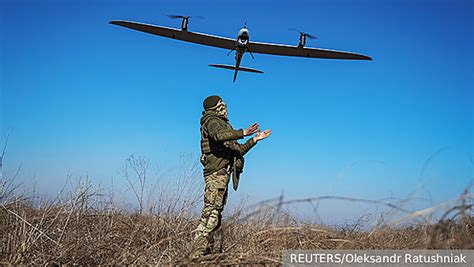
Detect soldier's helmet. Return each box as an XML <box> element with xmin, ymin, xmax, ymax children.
<box><xmin>203</xmin><ymin>95</ymin><xmax>222</xmax><ymax>110</ymax></box>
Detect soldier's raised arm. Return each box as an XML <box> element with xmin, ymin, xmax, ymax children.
<box><xmin>224</xmin><ymin>128</ymin><xmax>271</xmax><ymax>157</ymax></box>
<box><xmin>207</xmin><ymin>119</ymin><xmax>260</xmax><ymax>143</ymax></box>
<box><xmin>207</xmin><ymin>118</ymin><xmax>244</xmax><ymax>142</ymax></box>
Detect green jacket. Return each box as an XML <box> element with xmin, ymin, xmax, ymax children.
<box><xmin>200</xmin><ymin>110</ymin><xmax>256</xmax><ymax>176</ymax></box>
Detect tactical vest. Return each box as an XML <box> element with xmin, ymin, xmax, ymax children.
<box><xmin>200</xmin><ymin>115</ymin><xmax>231</xmax><ymax>156</ymax></box>
<box><xmin>200</xmin><ymin>114</ymin><xmax>245</xmax><ymax>190</ymax></box>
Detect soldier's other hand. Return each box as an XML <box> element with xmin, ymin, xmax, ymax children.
<box><xmin>243</xmin><ymin>122</ymin><xmax>259</xmax><ymax>136</ymax></box>
<box><xmin>253</xmin><ymin>129</ymin><xmax>271</xmax><ymax>142</ymax></box>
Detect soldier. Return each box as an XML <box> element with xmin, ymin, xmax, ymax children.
<box><xmin>189</xmin><ymin>95</ymin><xmax>271</xmax><ymax>260</ymax></box>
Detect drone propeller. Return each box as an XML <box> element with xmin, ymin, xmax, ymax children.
<box><xmin>288</xmin><ymin>28</ymin><xmax>318</xmax><ymax>40</ymax></box>
<box><xmin>167</xmin><ymin>15</ymin><xmax>204</xmax><ymax>31</ymax></box>
<box><xmin>167</xmin><ymin>15</ymin><xmax>205</xmax><ymax>20</ymax></box>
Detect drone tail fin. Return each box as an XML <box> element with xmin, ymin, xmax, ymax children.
<box><xmin>209</xmin><ymin>64</ymin><xmax>264</xmax><ymax>74</ymax></box>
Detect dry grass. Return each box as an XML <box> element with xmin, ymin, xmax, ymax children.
<box><xmin>1</xmin><ymin>178</ymin><xmax>472</xmax><ymax>265</ymax></box>
<box><xmin>1</xmin><ymin>148</ymin><xmax>472</xmax><ymax>265</ymax></box>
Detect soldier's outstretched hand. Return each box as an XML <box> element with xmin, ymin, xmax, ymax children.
<box><xmin>253</xmin><ymin>129</ymin><xmax>271</xmax><ymax>142</ymax></box>
<box><xmin>243</xmin><ymin>122</ymin><xmax>259</xmax><ymax>136</ymax></box>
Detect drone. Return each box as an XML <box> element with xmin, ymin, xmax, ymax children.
<box><xmin>110</xmin><ymin>15</ymin><xmax>372</xmax><ymax>82</ymax></box>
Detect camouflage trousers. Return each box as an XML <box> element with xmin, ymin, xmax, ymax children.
<box><xmin>189</xmin><ymin>168</ymin><xmax>230</xmax><ymax>259</ymax></box>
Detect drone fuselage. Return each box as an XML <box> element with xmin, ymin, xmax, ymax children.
<box><xmin>230</xmin><ymin>28</ymin><xmax>252</xmax><ymax>81</ymax></box>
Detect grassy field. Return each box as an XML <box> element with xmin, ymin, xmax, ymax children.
<box><xmin>1</xmin><ymin>155</ymin><xmax>472</xmax><ymax>265</ymax></box>
<box><xmin>1</xmin><ymin>182</ymin><xmax>472</xmax><ymax>265</ymax></box>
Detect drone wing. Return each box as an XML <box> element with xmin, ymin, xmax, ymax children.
<box><xmin>247</xmin><ymin>41</ymin><xmax>372</xmax><ymax>60</ymax></box>
<box><xmin>110</xmin><ymin>20</ymin><xmax>236</xmax><ymax>50</ymax></box>
<box><xmin>110</xmin><ymin>20</ymin><xmax>371</xmax><ymax>60</ymax></box>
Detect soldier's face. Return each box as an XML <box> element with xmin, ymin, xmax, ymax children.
<box><xmin>219</xmin><ymin>101</ymin><xmax>227</xmax><ymax>109</ymax></box>
<box><xmin>216</xmin><ymin>100</ymin><xmax>228</xmax><ymax>118</ymax></box>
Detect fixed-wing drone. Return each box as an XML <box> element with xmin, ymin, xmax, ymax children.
<box><xmin>110</xmin><ymin>16</ymin><xmax>372</xmax><ymax>82</ymax></box>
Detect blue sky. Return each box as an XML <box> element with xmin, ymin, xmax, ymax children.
<box><xmin>1</xmin><ymin>0</ymin><xmax>473</xmax><ymax>221</ymax></box>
